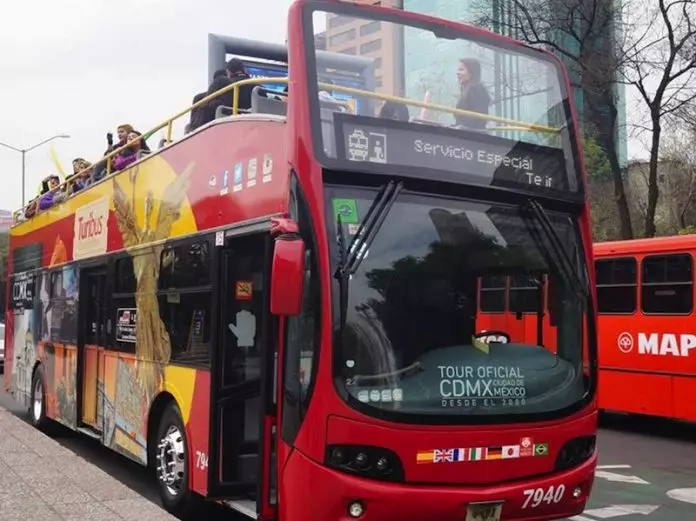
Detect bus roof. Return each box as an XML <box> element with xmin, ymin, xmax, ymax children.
<box><xmin>594</xmin><ymin>234</ymin><xmax>696</xmax><ymax>257</ymax></box>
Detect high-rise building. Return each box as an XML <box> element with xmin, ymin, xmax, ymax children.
<box><xmin>323</xmin><ymin>0</ymin><xmax>400</xmax><ymax>94</ymax></box>
<box><xmin>401</xmin><ymin>0</ymin><xmax>628</xmax><ymax>166</ymax></box>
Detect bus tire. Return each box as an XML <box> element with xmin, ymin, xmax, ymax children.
<box><xmin>29</xmin><ymin>365</ymin><xmax>49</xmax><ymax>430</ymax></box>
<box><xmin>155</xmin><ymin>402</ymin><xmax>195</xmax><ymax>517</ymax></box>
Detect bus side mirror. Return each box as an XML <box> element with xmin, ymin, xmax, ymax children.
<box><xmin>270</xmin><ymin>235</ymin><xmax>306</xmax><ymax>316</ymax></box>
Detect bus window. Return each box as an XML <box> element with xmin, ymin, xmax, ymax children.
<box><xmin>158</xmin><ymin>239</ymin><xmax>213</xmax><ymax>365</ymax></box>
<box><xmin>641</xmin><ymin>254</ymin><xmax>693</xmax><ymax>315</ymax></box>
<box><xmin>479</xmin><ymin>276</ymin><xmax>505</xmax><ymax>313</ymax></box>
<box><xmin>595</xmin><ymin>258</ymin><xmax>637</xmax><ymax>314</ymax></box>
<box><xmin>159</xmin><ymin>240</ymin><xmax>211</xmax><ymax>289</ymax></box>
<box><xmin>509</xmin><ymin>274</ymin><xmax>542</xmax><ymax>315</ymax></box>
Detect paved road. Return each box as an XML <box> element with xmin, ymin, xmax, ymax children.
<box><xmin>2</xmin><ymin>388</ymin><xmax>696</xmax><ymax>521</ymax></box>
<box><xmin>562</xmin><ymin>412</ymin><xmax>696</xmax><ymax>521</ymax></box>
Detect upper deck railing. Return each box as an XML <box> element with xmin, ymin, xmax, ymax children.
<box><xmin>12</xmin><ymin>76</ymin><xmax>561</xmax><ymax>227</ymax></box>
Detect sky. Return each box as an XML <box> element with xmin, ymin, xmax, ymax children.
<box><xmin>0</xmin><ymin>0</ymin><xmax>295</xmax><ymax>212</ymax></box>
<box><xmin>0</xmin><ymin>0</ymin><xmax>648</xmax><ymax>214</ymax></box>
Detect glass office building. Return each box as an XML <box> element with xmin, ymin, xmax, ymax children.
<box><xmin>401</xmin><ymin>0</ymin><xmax>628</xmax><ymax>166</ymax></box>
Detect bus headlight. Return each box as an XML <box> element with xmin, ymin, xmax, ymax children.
<box><xmin>554</xmin><ymin>435</ymin><xmax>596</xmax><ymax>471</ymax></box>
<box><xmin>326</xmin><ymin>444</ymin><xmax>404</xmax><ymax>482</ymax></box>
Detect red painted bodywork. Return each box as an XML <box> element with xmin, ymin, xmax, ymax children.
<box><xmin>4</xmin><ymin>1</ymin><xmax>599</xmax><ymax>518</ymax></box>
<box><xmin>594</xmin><ymin>235</ymin><xmax>696</xmax><ymax>420</ymax></box>
<box><xmin>276</xmin><ymin>1</ymin><xmax>598</xmax><ymax>520</ymax></box>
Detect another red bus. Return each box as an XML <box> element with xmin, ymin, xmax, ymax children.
<box><xmin>594</xmin><ymin>235</ymin><xmax>696</xmax><ymax>420</ymax></box>
<box><xmin>5</xmin><ymin>1</ymin><xmax>598</xmax><ymax>520</ymax></box>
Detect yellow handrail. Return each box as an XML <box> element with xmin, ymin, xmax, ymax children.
<box><xmin>13</xmin><ymin>75</ymin><xmax>561</xmax><ymax>225</ymax></box>
<box><xmin>317</xmin><ymin>82</ymin><xmax>560</xmax><ymax>134</ymax></box>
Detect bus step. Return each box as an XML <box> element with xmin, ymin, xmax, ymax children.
<box><xmin>225</xmin><ymin>499</ymin><xmax>258</xmax><ymax>519</ymax></box>
<box><xmin>77</xmin><ymin>426</ymin><xmax>102</xmax><ymax>440</ymax></box>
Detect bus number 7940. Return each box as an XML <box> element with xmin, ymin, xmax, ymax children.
<box><xmin>521</xmin><ymin>485</ymin><xmax>566</xmax><ymax>509</ymax></box>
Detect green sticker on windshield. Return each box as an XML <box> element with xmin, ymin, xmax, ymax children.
<box><xmin>332</xmin><ymin>198</ymin><xmax>359</xmax><ymax>224</ymax></box>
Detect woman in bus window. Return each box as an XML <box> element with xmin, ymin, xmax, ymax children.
<box><xmin>454</xmin><ymin>58</ymin><xmax>491</xmax><ymax>130</ymax></box>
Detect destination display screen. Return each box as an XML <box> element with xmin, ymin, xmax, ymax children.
<box><xmin>334</xmin><ymin>113</ymin><xmax>576</xmax><ymax>197</ymax></box>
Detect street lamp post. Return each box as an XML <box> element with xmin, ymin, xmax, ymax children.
<box><xmin>0</xmin><ymin>134</ymin><xmax>70</xmax><ymax>206</ymax></box>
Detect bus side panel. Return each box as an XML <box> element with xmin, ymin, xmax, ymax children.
<box><xmin>3</xmin><ymin>311</ymin><xmax>15</xmax><ymax>395</ymax></box>
<box><xmin>156</xmin><ymin>365</ymin><xmax>210</xmax><ymax>495</ymax></box>
<box><xmin>596</xmin><ymin>313</ymin><xmax>696</xmax><ymax>417</ymax></box>
<box><xmin>39</xmin><ymin>342</ymin><xmax>78</xmax><ymax>429</ymax></box>
<box><xmin>181</xmin><ymin>368</ymin><xmax>211</xmax><ymax>496</ymax></box>
<box><xmin>598</xmin><ymin>369</ymin><xmax>674</xmax><ymax>417</ymax></box>
<box><xmin>671</xmin><ymin>376</ymin><xmax>696</xmax><ymax>421</ymax></box>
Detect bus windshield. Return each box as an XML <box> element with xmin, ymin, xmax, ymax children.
<box><xmin>304</xmin><ymin>4</ymin><xmax>582</xmax><ymax>200</ymax></box>
<box><xmin>327</xmin><ymin>185</ymin><xmax>593</xmax><ymax>422</ymax></box>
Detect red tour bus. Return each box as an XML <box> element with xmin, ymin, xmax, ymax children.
<box><xmin>5</xmin><ymin>1</ymin><xmax>598</xmax><ymax>520</ymax></box>
<box><xmin>594</xmin><ymin>235</ymin><xmax>696</xmax><ymax>420</ymax></box>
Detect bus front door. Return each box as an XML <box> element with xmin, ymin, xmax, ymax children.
<box><xmin>207</xmin><ymin>232</ymin><xmax>277</xmax><ymax>520</ymax></box>
<box><xmin>77</xmin><ymin>266</ymin><xmax>108</xmax><ymax>438</ymax></box>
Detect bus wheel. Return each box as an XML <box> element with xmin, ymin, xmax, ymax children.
<box><xmin>155</xmin><ymin>402</ymin><xmax>194</xmax><ymax>516</ymax></box>
<box><xmin>29</xmin><ymin>365</ymin><xmax>48</xmax><ymax>429</ymax></box>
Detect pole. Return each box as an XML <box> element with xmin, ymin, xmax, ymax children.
<box><xmin>21</xmin><ymin>150</ymin><xmax>26</xmax><ymax>206</ymax></box>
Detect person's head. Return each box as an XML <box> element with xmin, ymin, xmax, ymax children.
<box><xmin>226</xmin><ymin>58</ymin><xmax>246</xmax><ymax>77</ymax></box>
<box><xmin>457</xmin><ymin>58</ymin><xmax>482</xmax><ymax>86</ymax></box>
<box><xmin>127</xmin><ymin>130</ymin><xmax>150</xmax><ymax>152</ymax></box>
<box><xmin>380</xmin><ymin>100</ymin><xmax>410</xmax><ymax>121</ymax></box>
<box><xmin>72</xmin><ymin>158</ymin><xmax>90</xmax><ymax>173</ymax></box>
<box><xmin>48</xmin><ymin>175</ymin><xmax>60</xmax><ymax>190</ymax></box>
<box><xmin>117</xmin><ymin>124</ymin><xmax>134</xmax><ymax>143</ymax></box>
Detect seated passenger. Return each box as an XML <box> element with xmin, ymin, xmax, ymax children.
<box><xmin>68</xmin><ymin>158</ymin><xmax>93</xmax><ymax>193</ymax></box>
<box><xmin>203</xmin><ymin>58</ymin><xmax>254</xmax><ymax>124</ymax></box>
<box><xmin>189</xmin><ymin>69</ymin><xmax>227</xmax><ymax>132</ymax></box>
<box><xmin>455</xmin><ymin>58</ymin><xmax>490</xmax><ymax>130</ymax></box>
<box><xmin>112</xmin><ymin>131</ymin><xmax>151</xmax><ymax>172</ymax></box>
<box><xmin>379</xmin><ymin>100</ymin><xmax>409</xmax><ymax>121</ymax></box>
<box><xmin>38</xmin><ymin>175</ymin><xmax>63</xmax><ymax>210</ymax></box>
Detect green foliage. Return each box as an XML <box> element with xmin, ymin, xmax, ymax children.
<box><xmin>678</xmin><ymin>226</ymin><xmax>696</xmax><ymax>235</ymax></box>
<box><xmin>582</xmin><ymin>133</ymin><xmax>612</xmax><ymax>181</ymax></box>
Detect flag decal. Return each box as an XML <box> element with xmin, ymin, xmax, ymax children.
<box><xmin>416</xmin><ymin>439</ymin><xmax>549</xmax><ymax>464</ymax></box>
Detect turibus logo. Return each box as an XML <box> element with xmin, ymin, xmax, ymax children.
<box><xmin>617</xmin><ymin>331</ymin><xmax>696</xmax><ymax>357</ymax></box>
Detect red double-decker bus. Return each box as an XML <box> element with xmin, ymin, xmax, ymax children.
<box><xmin>593</xmin><ymin>235</ymin><xmax>696</xmax><ymax>420</ymax></box>
<box><xmin>5</xmin><ymin>1</ymin><xmax>598</xmax><ymax>520</ymax></box>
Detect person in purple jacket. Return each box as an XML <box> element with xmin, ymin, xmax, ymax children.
<box><xmin>112</xmin><ymin>130</ymin><xmax>151</xmax><ymax>172</ymax></box>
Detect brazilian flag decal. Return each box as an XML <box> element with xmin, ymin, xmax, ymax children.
<box><xmin>533</xmin><ymin>443</ymin><xmax>549</xmax><ymax>456</ymax></box>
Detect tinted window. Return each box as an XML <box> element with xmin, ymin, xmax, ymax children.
<box><xmin>595</xmin><ymin>258</ymin><xmax>637</xmax><ymax>314</ymax></box>
<box><xmin>479</xmin><ymin>276</ymin><xmax>505</xmax><ymax>312</ymax></box>
<box><xmin>115</xmin><ymin>257</ymin><xmax>137</xmax><ymax>293</ymax></box>
<box><xmin>330</xmin><ymin>29</ymin><xmax>356</xmax><ymax>47</ymax></box>
<box><xmin>360</xmin><ymin>39</ymin><xmax>382</xmax><ymax>54</ymax></box>
<box><xmin>159</xmin><ymin>240</ymin><xmax>210</xmax><ymax>289</ymax></box>
<box><xmin>509</xmin><ymin>274</ymin><xmax>542</xmax><ymax>313</ymax></box>
<box><xmin>360</xmin><ymin>21</ymin><xmax>380</xmax><ymax>36</ymax></box>
<box><xmin>641</xmin><ymin>254</ymin><xmax>693</xmax><ymax>315</ymax></box>
<box><xmin>158</xmin><ymin>292</ymin><xmax>211</xmax><ymax>365</ymax></box>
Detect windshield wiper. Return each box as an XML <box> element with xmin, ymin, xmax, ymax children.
<box><xmin>337</xmin><ymin>180</ymin><xmax>404</xmax><ymax>278</ymax></box>
<box><xmin>521</xmin><ymin>199</ymin><xmax>588</xmax><ymax>299</ymax></box>
<box><xmin>334</xmin><ymin>180</ymin><xmax>404</xmax><ymax>334</ymax></box>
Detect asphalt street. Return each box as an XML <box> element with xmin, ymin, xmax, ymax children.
<box><xmin>1</xmin><ymin>388</ymin><xmax>695</xmax><ymax>521</ymax></box>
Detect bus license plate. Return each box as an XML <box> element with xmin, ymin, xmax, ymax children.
<box><xmin>465</xmin><ymin>502</ymin><xmax>503</xmax><ymax>521</ymax></box>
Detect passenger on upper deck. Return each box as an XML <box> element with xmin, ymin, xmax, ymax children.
<box><xmin>38</xmin><ymin>175</ymin><xmax>63</xmax><ymax>210</ymax></box>
<box><xmin>189</xmin><ymin>69</ymin><xmax>227</xmax><ymax>133</ymax></box>
<box><xmin>112</xmin><ymin>131</ymin><xmax>151</xmax><ymax>172</ymax></box>
<box><xmin>379</xmin><ymin>100</ymin><xmax>410</xmax><ymax>121</ymax></box>
<box><xmin>67</xmin><ymin>158</ymin><xmax>93</xmax><ymax>194</ymax></box>
<box><xmin>454</xmin><ymin>58</ymin><xmax>490</xmax><ymax>131</ymax></box>
<box><xmin>203</xmin><ymin>58</ymin><xmax>254</xmax><ymax>124</ymax></box>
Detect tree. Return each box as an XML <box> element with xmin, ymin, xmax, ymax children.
<box><xmin>622</xmin><ymin>0</ymin><xmax>696</xmax><ymax>237</ymax></box>
<box><xmin>583</xmin><ymin>133</ymin><xmax>621</xmax><ymax>241</ymax></box>
<box><xmin>471</xmin><ymin>0</ymin><xmax>634</xmax><ymax>239</ymax></box>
